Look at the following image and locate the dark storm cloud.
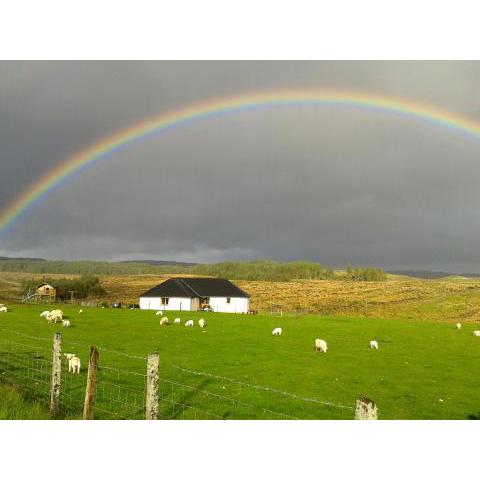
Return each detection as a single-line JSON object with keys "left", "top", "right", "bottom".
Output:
{"left": 2, "top": 61, "right": 480, "bottom": 271}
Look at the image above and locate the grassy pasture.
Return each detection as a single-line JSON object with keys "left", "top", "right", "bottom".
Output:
{"left": 0, "top": 304, "right": 479, "bottom": 419}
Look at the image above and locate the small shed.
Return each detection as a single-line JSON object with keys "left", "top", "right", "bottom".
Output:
{"left": 35, "top": 283, "right": 57, "bottom": 301}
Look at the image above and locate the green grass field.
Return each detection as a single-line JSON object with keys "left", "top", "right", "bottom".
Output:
{"left": 0, "top": 304, "right": 479, "bottom": 419}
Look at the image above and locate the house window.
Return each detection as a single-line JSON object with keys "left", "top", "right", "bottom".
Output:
{"left": 226, "top": 297, "right": 231, "bottom": 304}
{"left": 161, "top": 297, "right": 169, "bottom": 306}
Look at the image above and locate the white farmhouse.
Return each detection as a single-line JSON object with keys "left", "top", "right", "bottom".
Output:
{"left": 139, "top": 277, "right": 250, "bottom": 313}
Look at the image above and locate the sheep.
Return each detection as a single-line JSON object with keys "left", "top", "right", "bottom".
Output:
{"left": 314, "top": 338, "right": 328, "bottom": 353}
{"left": 47, "top": 309, "right": 63, "bottom": 323}
{"left": 78, "top": 309, "right": 84, "bottom": 314}
{"left": 272, "top": 327, "right": 282, "bottom": 336}
{"left": 62, "top": 320, "right": 71, "bottom": 328}
{"left": 198, "top": 318, "right": 206, "bottom": 328}
{"left": 456, "top": 323, "right": 462, "bottom": 330}
{"left": 47, "top": 311, "right": 63, "bottom": 324}
{"left": 473, "top": 330, "right": 480, "bottom": 337}
{"left": 64, "top": 353, "right": 81, "bottom": 374}
{"left": 370, "top": 340, "right": 379, "bottom": 350}
{"left": 0, "top": 306, "right": 8, "bottom": 313}
{"left": 160, "top": 317, "right": 169, "bottom": 326}
{"left": 185, "top": 320, "right": 194, "bottom": 327}
{"left": 155, "top": 310, "right": 163, "bottom": 316}
{"left": 40, "top": 310, "right": 50, "bottom": 318}
{"left": 174, "top": 318, "right": 181, "bottom": 324}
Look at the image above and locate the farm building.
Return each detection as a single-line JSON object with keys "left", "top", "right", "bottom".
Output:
{"left": 139, "top": 277, "right": 250, "bottom": 313}
{"left": 34, "top": 283, "right": 58, "bottom": 301}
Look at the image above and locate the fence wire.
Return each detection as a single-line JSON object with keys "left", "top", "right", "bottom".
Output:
{"left": 0, "top": 328, "right": 356, "bottom": 420}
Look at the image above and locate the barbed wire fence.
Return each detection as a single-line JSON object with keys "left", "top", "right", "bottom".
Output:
{"left": 0, "top": 328, "right": 376, "bottom": 420}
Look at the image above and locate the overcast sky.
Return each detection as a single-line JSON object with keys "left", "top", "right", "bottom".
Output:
{"left": 1, "top": 61, "right": 480, "bottom": 271}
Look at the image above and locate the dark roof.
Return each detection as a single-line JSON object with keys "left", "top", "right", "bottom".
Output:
{"left": 140, "top": 277, "right": 249, "bottom": 298}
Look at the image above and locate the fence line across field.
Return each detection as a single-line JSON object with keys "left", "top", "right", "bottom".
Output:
{"left": 167, "top": 362, "right": 355, "bottom": 411}
{"left": 0, "top": 327, "right": 376, "bottom": 419}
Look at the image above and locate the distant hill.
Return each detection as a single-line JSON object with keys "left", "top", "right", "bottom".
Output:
{"left": 0, "top": 256, "right": 46, "bottom": 262}
{"left": 389, "top": 270, "right": 480, "bottom": 279}
{"left": 118, "top": 259, "right": 198, "bottom": 266}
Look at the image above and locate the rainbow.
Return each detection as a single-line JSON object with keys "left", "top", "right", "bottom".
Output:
{"left": 2, "top": 88, "right": 480, "bottom": 239}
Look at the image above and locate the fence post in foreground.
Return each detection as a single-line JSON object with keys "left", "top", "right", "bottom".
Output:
{"left": 50, "top": 332, "right": 62, "bottom": 416}
{"left": 146, "top": 352, "right": 160, "bottom": 420}
{"left": 83, "top": 346, "right": 99, "bottom": 420}
{"left": 355, "top": 397, "right": 378, "bottom": 420}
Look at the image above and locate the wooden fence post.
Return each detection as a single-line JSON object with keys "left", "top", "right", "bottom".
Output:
{"left": 50, "top": 332, "right": 62, "bottom": 416}
{"left": 355, "top": 397, "right": 378, "bottom": 420}
{"left": 83, "top": 346, "right": 99, "bottom": 420}
{"left": 146, "top": 352, "right": 160, "bottom": 420}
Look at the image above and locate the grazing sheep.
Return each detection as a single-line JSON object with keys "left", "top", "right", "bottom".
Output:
{"left": 78, "top": 309, "right": 84, "bottom": 314}
{"left": 174, "top": 318, "right": 181, "bottom": 324}
{"left": 185, "top": 320, "right": 194, "bottom": 327}
{"left": 160, "top": 317, "right": 169, "bottom": 326}
{"left": 0, "top": 306, "right": 8, "bottom": 313}
{"left": 155, "top": 310, "right": 163, "bottom": 316}
{"left": 370, "top": 340, "right": 379, "bottom": 350}
{"left": 456, "top": 323, "right": 462, "bottom": 330}
{"left": 40, "top": 310, "right": 50, "bottom": 318}
{"left": 198, "top": 318, "right": 206, "bottom": 328}
{"left": 272, "top": 327, "right": 282, "bottom": 336}
{"left": 473, "top": 330, "right": 480, "bottom": 337}
{"left": 62, "top": 320, "right": 71, "bottom": 328}
{"left": 64, "top": 353, "right": 81, "bottom": 373}
{"left": 314, "top": 338, "right": 328, "bottom": 353}
{"left": 47, "top": 311, "right": 63, "bottom": 324}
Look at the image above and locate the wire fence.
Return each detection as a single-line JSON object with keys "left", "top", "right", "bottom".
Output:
{"left": 0, "top": 328, "right": 364, "bottom": 420}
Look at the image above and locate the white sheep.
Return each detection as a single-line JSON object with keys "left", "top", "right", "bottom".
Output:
{"left": 79, "top": 309, "right": 84, "bottom": 314}
{"left": 198, "top": 318, "right": 206, "bottom": 328}
{"left": 160, "top": 317, "right": 169, "bottom": 326}
{"left": 62, "top": 320, "right": 71, "bottom": 328}
{"left": 185, "top": 320, "right": 194, "bottom": 327}
{"left": 272, "top": 327, "right": 282, "bottom": 336}
{"left": 0, "top": 306, "right": 8, "bottom": 313}
{"left": 47, "top": 311, "right": 63, "bottom": 324}
{"left": 473, "top": 330, "right": 480, "bottom": 337}
{"left": 64, "top": 353, "right": 81, "bottom": 374}
{"left": 370, "top": 340, "right": 379, "bottom": 350}
{"left": 155, "top": 310, "right": 163, "bottom": 316}
{"left": 174, "top": 318, "right": 181, "bottom": 324}
{"left": 314, "top": 338, "right": 328, "bottom": 353}
{"left": 40, "top": 310, "right": 50, "bottom": 318}
{"left": 456, "top": 323, "right": 462, "bottom": 330}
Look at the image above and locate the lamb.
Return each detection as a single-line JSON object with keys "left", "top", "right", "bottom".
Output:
{"left": 0, "top": 306, "right": 8, "bottom": 313}
{"left": 473, "top": 330, "right": 480, "bottom": 337}
{"left": 160, "top": 317, "right": 169, "bottom": 326}
{"left": 174, "top": 318, "right": 181, "bottom": 324}
{"left": 370, "top": 340, "right": 379, "bottom": 350}
{"left": 185, "top": 320, "right": 194, "bottom": 327}
{"left": 40, "top": 310, "right": 50, "bottom": 318}
{"left": 62, "top": 320, "right": 71, "bottom": 328}
{"left": 198, "top": 318, "right": 206, "bottom": 328}
{"left": 64, "top": 353, "right": 81, "bottom": 374}
{"left": 155, "top": 310, "right": 163, "bottom": 316}
{"left": 272, "top": 327, "right": 282, "bottom": 336}
{"left": 314, "top": 338, "right": 328, "bottom": 353}
{"left": 456, "top": 323, "right": 462, "bottom": 330}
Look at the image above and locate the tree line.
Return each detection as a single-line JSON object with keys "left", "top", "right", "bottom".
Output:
{"left": 5, "top": 258, "right": 388, "bottom": 283}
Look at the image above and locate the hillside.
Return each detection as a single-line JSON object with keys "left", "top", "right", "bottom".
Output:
{"left": 1, "top": 271, "right": 480, "bottom": 322}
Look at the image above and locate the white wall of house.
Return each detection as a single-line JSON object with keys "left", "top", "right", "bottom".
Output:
{"left": 139, "top": 297, "right": 192, "bottom": 311}
{"left": 139, "top": 296, "right": 249, "bottom": 313}
{"left": 210, "top": 297, "right": 250, "bottom": 314}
